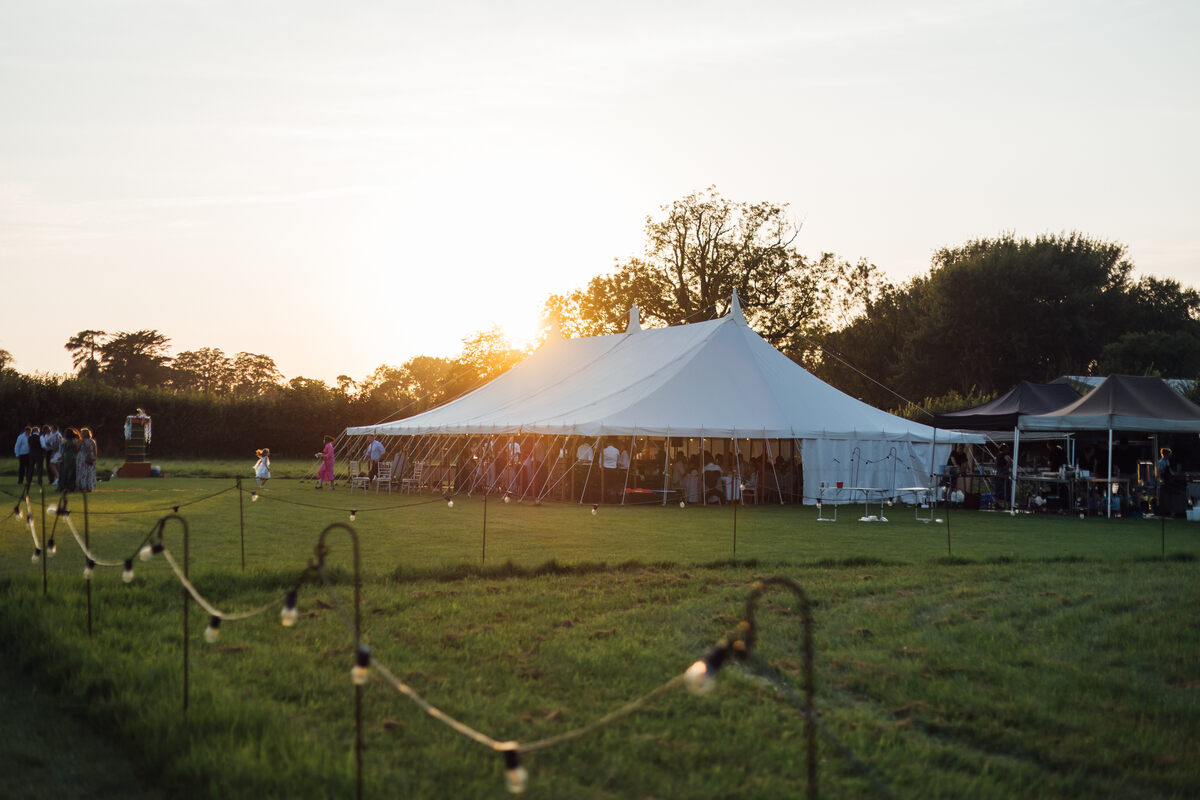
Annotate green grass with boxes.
[1,477,1198,798]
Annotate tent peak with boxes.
[626,304,641,333]
[730,289,745,324]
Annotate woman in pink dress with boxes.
[315,435,336,489]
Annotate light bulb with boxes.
[251,492,259,502]
[122,559,134,583]
[83,558,95,580]
[204,615,221,643]
[281,590,298,627]
[31,549,41,563]
[684,644,729,696]
[501,747,528,794]
[349,509,357,522]
[139,544,154,561]
[47,538,56,556]
[591,504,598,515]
[351,644,371,685]
[684,659,715,696]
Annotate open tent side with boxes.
[1018,375,1200,516]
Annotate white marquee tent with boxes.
[348,295,979,503]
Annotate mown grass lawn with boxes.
[1,476,1198,799]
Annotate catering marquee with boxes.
[1019,374,1200,433]
[932,381,1080,431]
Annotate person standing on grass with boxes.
[26,426,43,485]
[57,429,79,494]
[254,448,271,489]
[42,424,61,485]
[14,426,30,484]
[77,428,98,492]
[365,434,385,482]
[315,435,336,489]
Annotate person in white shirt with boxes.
[42,425,62,485]
[573,439,597,502]
[506,438,521,493]
[602,441,621,502]
[14,427,30,485]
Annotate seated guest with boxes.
[703,455,724,503]
[671,452,688,489]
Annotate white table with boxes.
[895,486,935,522]
[845,487,887,521]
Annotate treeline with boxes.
[0,325,523,458]
[0,371,400,458]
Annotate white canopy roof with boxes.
[350,296,976,442]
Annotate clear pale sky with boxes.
[2,1,1197,385]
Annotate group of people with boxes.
[13,424,99,493]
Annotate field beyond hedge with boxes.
[1,476,1198,799]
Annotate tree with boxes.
[359,356,457,412]
[814,232,1200,408]
[0,348,12,371]
[544,188,875,358]
[896,233,1132,396]
[64,330,107,378]
[231,352,283,398]
[1097,330,1200,377]
[172,347,234,394]
[99,330,172,387]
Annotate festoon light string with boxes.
[9,502,893,798]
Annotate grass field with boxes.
[1,475,1198,798]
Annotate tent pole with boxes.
[1011,427,1020,511]
[1107,428,1114,519]
[620,433,635,504]
[579,436,599,504]
[663,436,671,506]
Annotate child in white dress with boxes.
[254,448,271,488]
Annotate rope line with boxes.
[245,487,449,514]
[159,547,279,621]
[62,514,126,567]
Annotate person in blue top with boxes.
[365,435,385,482]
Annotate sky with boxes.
[2,0,1197,385]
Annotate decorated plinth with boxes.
[117,410,153,478]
